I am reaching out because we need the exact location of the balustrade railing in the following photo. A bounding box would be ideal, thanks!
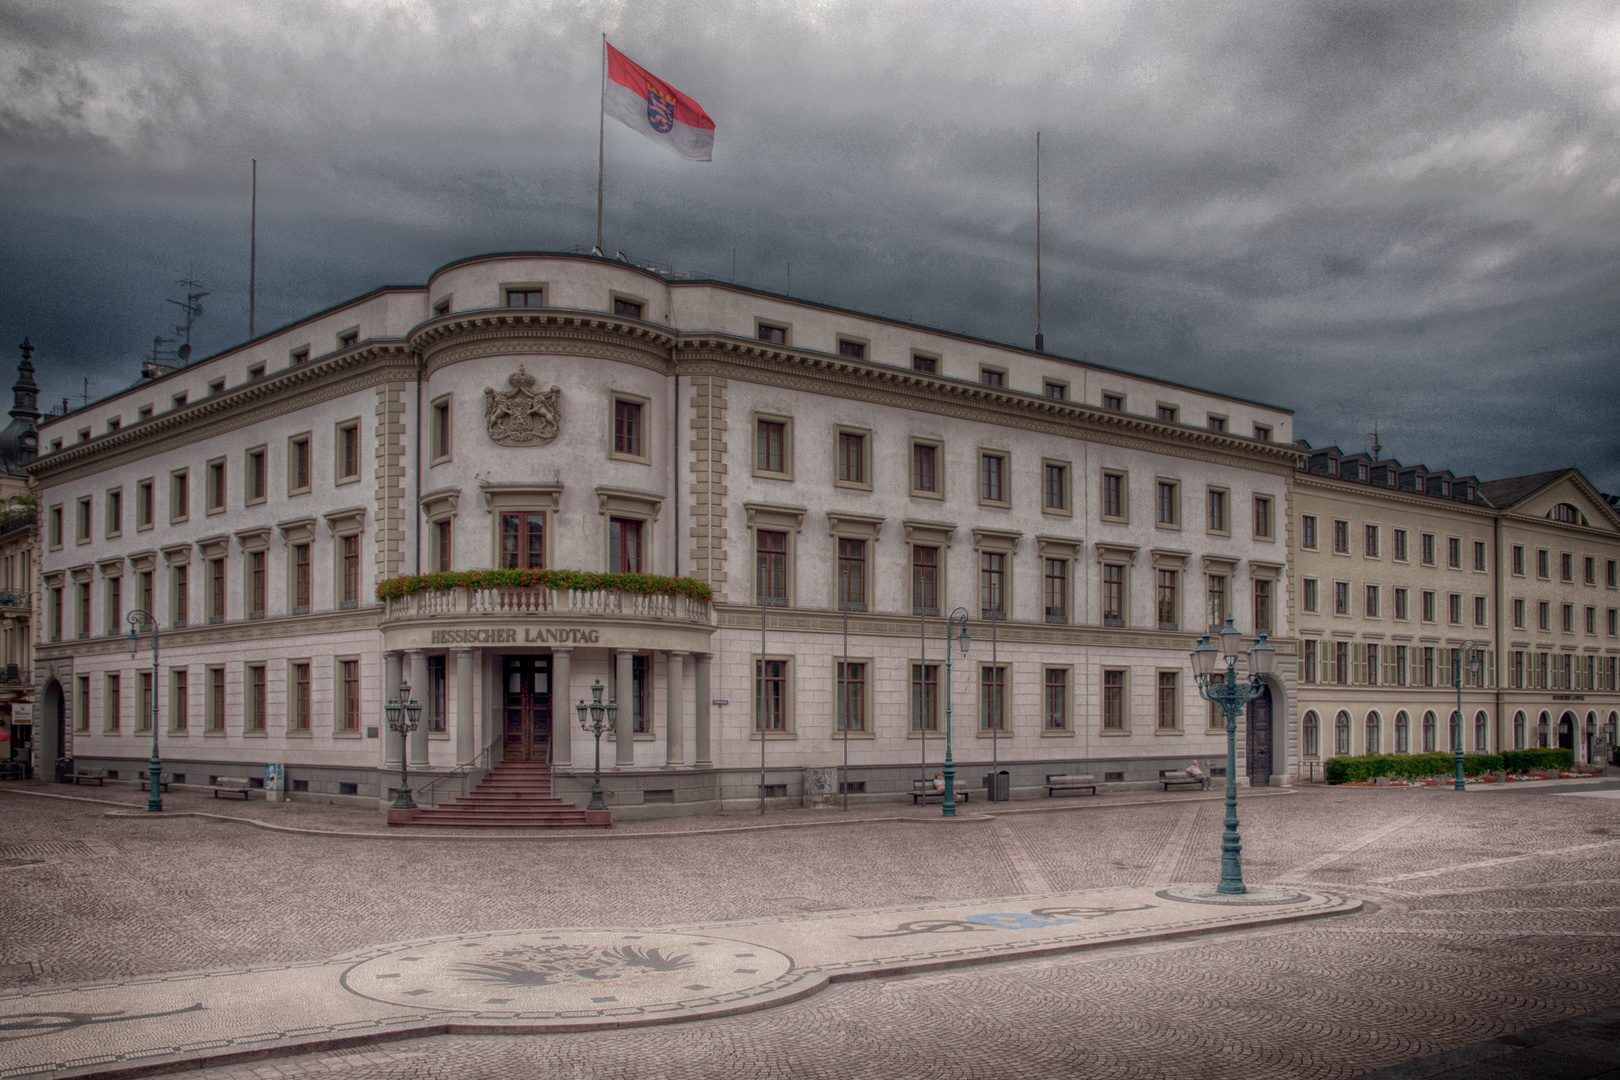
[385,586,712,624]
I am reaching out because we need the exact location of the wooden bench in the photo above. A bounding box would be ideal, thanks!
[910,780,971,804]
[1160,769,1210,792]
[71,768,106,786]
[1045,773,1097,797]
[210,776,252,799]
[139,773,171,792]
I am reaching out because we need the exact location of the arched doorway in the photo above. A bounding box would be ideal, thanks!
[42,679,64,780]
[1558,711,1576,752]
[1245,683,1272,785]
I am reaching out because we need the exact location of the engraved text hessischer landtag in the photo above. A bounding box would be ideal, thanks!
[429,627,603,645]
[484,366,561,446]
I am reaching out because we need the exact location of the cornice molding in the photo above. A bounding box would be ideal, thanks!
[1291,473,1496,518]
[35,606,383,660]
[415,311,676,379]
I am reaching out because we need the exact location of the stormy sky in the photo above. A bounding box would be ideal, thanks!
[3,0,1618,492]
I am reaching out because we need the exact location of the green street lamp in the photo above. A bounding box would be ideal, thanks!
[126,610,161,813]
[1190,618,1275,894]
[574,679,617,812]
[942,607,972,817]
[1451,640,1481,792]
[385,681,422,810]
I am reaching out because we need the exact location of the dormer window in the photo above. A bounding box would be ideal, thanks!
[1550,503,1585,525]
[613,297,644,319]
[338,330,359,349]
[505,288,545,307]
[1102,393,1124,412]
[837,339,866,360]
[432,297,451,317]
[757,323,788,345]
[291,347,310,365]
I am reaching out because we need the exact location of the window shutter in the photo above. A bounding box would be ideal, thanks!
[1352,648,1366,685]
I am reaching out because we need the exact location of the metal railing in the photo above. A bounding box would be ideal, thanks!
[0,665,30,686]
[0,591,30,609]
[412,731,505,808]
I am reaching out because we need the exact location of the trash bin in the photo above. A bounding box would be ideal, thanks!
[986,770,1010,802]
[55,757,73,784]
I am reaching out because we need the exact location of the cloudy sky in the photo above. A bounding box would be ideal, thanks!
[3,0,1618,491]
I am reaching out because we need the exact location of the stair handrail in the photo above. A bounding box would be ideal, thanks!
[414,731,504,808]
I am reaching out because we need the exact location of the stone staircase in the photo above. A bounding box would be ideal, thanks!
[402,761,607,828]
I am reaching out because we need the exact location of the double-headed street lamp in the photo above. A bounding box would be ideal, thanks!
[1451,640,1481,792]
[1190,617,1275,895]
[575,679,618,812]
[126,610,161,814]
[384,682,422,810]
[941,607,972,817]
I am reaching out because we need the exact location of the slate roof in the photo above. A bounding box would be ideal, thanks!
[1479,469,1573,510]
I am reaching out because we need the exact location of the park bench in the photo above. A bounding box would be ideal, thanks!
[910,779,971,804]
[1160,768,1210,792]
[210,776,252,799]
[1045,773,1098,797]
[139,772,171,792]
[70,767,106,786]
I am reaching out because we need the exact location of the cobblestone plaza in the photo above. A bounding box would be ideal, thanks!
[3,780,1619,1078]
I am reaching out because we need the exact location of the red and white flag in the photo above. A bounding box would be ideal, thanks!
[603,41,715,162]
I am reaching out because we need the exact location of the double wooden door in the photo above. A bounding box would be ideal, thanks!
[503,655,553,763]
[1245,685,1273,784]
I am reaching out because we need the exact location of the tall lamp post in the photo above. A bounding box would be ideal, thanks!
[574,679,617,812]
[941,607,972,817]
[1190,618,1274,895]
[126,610,162,813]
[384,681,422,810]
[1452,640,1480,792]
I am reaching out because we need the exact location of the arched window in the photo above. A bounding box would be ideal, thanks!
[1303,711,1320,758]
[1395,711,1410,754]
[1474,710,1488,752]
[1365,711,1381,755]
[1514,710,1526,750]
[1549,503,1585,525]
[1335,711,1351,756]
[1422,711,1437,753]
[1537,712,1550,748]
[1450,710,1462,752]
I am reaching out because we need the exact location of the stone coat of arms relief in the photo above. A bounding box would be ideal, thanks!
[484,366,561,446]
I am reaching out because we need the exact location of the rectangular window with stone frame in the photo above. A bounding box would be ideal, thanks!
[104,672,121,732]
[1043,668,1069,731]
[1207,574,1227,629]
[1043,558,1068,623]
[912,441,939,495]
[755,658,789,732]
[756,418,787,475]
[980,665,1007,732]
[1157,569,1179,631]
[104,575,122,636]
[291,544,311,614]
[1102,668,1127,731]
[757,530,788,603]
[207,666,226,732]
[501,513,545,569]
[428,655,447,733]
[290,662,312,732]
[980,551,1007,618]
[912,545,940,614]
[610,518,643,573]
[1157,671,1180,731]
[340,659,361,732]
[911,663,939,732]
[838,538,868,609]
[1102,563,1126,627]
[171,668,188,732]
[246,664,266,732]
[170,563,188,628]
[836,661,867,732]
[136,670,153,733]
[1253,578,1273,634]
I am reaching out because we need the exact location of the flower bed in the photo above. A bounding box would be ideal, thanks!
[376,569,714,602]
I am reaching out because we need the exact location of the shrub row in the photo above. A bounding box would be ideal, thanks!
[376,569,714,602]
[1502,748,1575,772]
[1325,747,1575,783]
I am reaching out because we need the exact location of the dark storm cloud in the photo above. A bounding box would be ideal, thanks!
[2,0,1618,490]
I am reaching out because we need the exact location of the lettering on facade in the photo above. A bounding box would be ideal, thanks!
[484,366,561,446]
[428,628,602,645]
[1551,694,1586,701]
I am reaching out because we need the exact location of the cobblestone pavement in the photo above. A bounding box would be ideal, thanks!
[4,779,1619,1078]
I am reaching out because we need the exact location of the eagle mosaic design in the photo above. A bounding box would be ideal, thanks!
[451,943,696,989]
[484,366,561,446]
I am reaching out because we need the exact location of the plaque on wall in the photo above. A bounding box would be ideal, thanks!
[485,366,561,446]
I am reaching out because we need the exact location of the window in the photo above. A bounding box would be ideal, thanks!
[613,296,643,319]
[1044,668,1069,731]
[1207,488,1227,533]
[1157,670,1180,731]
[979,552,1006,617]
[1101,669,1126,730]
[1207,415,1227,432]
[1476,596,1489,627]
[836,429,868,487]
[1561,552,1574,582]
[912,545,939,614]
[755,418,787,475]
[106,489,122,537]
[292,544,311,613]
[138,570,153,616]
[1102,471,1126,520]
[609,518,643,573]
[1043,380,1067,400]
[1443,536,1459,569]
[48,504,62,548]
[340,659,361,731]
[249,551,267,617]
[1102,563,1126,626]
[911,441,939,495]
[434,519,453,572]
[500,513,545,569]
[208,557,225,622]
[1394,711,1409,754]
[1364,524,1379,557]
[837,538,867,608]
[204,666,225,733]
[1423,591,1436,622]
[1562,603,1574,633]
[1043,558,1068,623]
[981,665,1007,732]
[1334,581,1349,615]
[756,530,787,602]
[72,674,89,732]
[1207,672,1228,728]
[1364,584,1379,618]
[1156,480,1179,526]
[427,656,446,732]
[104,576,122,635]
[338,329,359,349]
[1253,496,1273,540]
[1302,640,1317,683]
[757,323,787,345]
[246,362,265,381]
[1585,557,1596,585]
[836,661,866,732]
[911,352,938,374]
[1302,578,1318,613]
[1537,549,1550,578]
[978,366,1004,387]
[1253,424,1272,442]
[1044,461,1069,513]
[1336,712,1352,755]
[340,535,360,607]
[431,297,450,317]
[290,662,311,732]
[1102,393,1124,412]
[755,657,788,732]
[506,287,545,307]
[49,585,62,642]
[430,397,452,462]
[1334,520,1350,554]
[1156,404,1178,423]
[833,337,867,361]
[1336,642,1350,685]
[1512,545,1525,575]
[1422,711,1436,753]
[1253,578,1273,633]
[288,435,311,494]
[1303,711,1320,756]
[171,392,188,410]
[613,398,644,458]
[911,664,939,731]
[246,664,266,731]
[1586,606,1597,634]
[1394,587,1409,620]
[1610,609,1618,636]
[171,564,189,628]
[76,582,90,638]
[1448,592,1462,624]
[1392,529,1408,561]
[76,496,90,542]
[1609,560,1617,588]
[1365,712,1381,754]
[1421,533,1436,565]
[1513,598,1525,628]
[1301,515,1317,549]
[979,452,1007,504]
[1207,574,1227,629]
[337,422,360,482]
[242,448,265,504]
[1538,600,1549,631]
[1154,569,1179,630]
[105,672,121,732]
[1474,541,1487,572]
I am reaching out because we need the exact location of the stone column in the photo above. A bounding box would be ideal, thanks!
[665,651,687,766]
[551,648,572,768]
[383,651,402,766]
[615,648,635,766]
[454,648,474,762]
[407,649,429,765]
[483,653,499,763]
[694,653,712,767]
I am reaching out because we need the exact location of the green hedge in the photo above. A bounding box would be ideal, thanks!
[1502,748,1574,772]
[376,569,714,602]
[1325,747,1576,783]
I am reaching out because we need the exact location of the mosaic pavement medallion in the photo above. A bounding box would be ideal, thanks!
[341,930,798,1019]
[1155,883,1311,906]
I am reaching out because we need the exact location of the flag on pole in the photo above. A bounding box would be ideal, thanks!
[602,41,715,162]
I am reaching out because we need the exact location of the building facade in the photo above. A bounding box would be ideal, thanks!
[31,251,1301,814]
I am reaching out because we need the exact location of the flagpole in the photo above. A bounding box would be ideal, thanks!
[1035,131,1043,353]
[597,33,607,254]
[249,158,257,338]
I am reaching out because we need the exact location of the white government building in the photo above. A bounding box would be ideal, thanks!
[32,251,1300,819]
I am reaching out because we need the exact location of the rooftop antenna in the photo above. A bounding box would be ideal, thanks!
[166,274,208,362]
[1035,130,1044,353]
[80,377,89,409]
[144,335,179,380]
[1369,424,1382,461]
